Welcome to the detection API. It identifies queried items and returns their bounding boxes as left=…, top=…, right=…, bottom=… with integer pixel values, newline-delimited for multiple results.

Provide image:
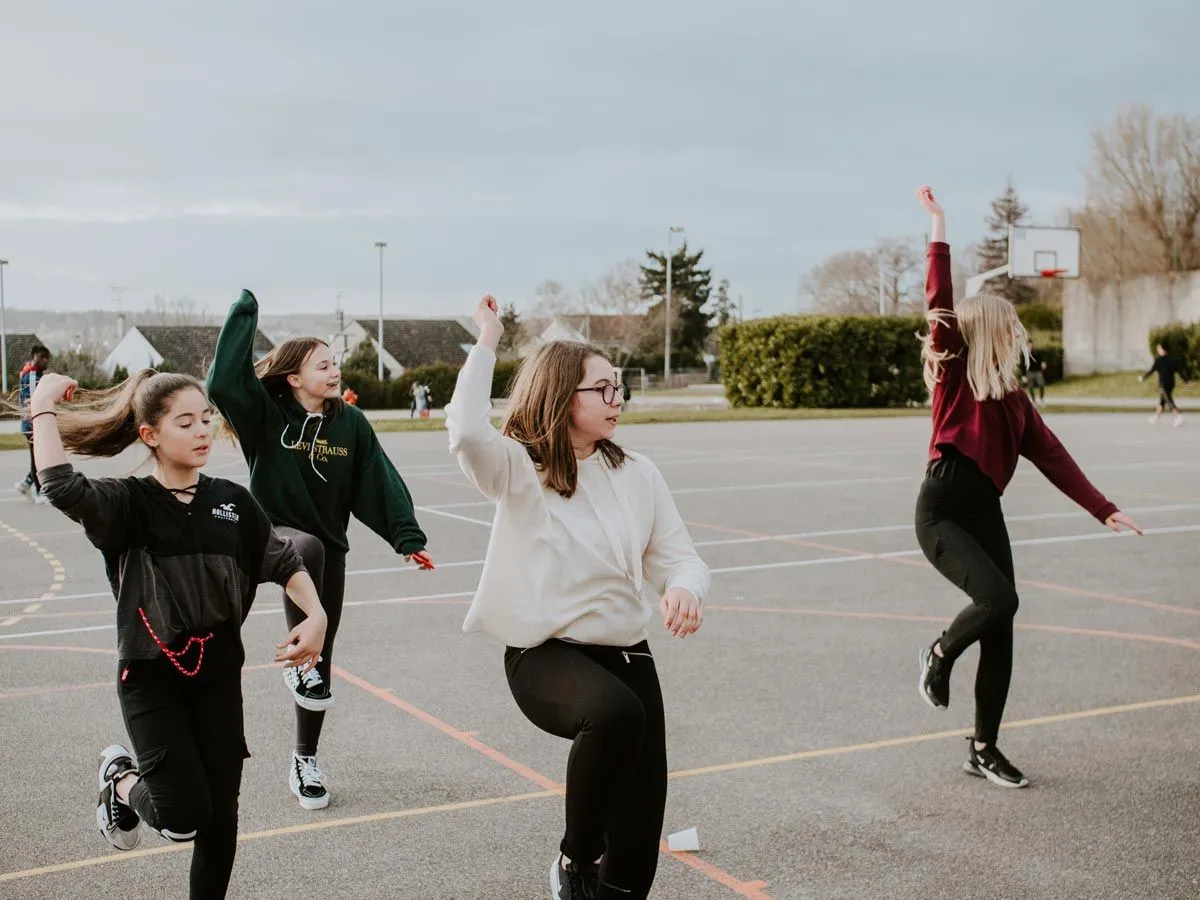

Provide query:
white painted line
left=22, top=604, right=41, bottom=613
left=346, top=559, right=485, bottom=577
left=710, top=555, right=877, bottom=575
left=0, top=590, right=110, bottom=608
left=418, top=500, right=495, bottom=511
left=416, top=506, right=494, bottom=527
left=0, top=624, right=115, bottom=641
left=0, top=616, right=21, bottom=627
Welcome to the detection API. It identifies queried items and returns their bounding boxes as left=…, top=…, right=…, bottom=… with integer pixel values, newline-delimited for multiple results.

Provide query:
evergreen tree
left=712, top=278, right=735, bottom=329
left=977, top=181, right=1037, bottom=305
left=343, top=339, right=389, bottom=379
left=639, top=242, right=713, bottom=355
left=496, top=303, right=523, bottom=359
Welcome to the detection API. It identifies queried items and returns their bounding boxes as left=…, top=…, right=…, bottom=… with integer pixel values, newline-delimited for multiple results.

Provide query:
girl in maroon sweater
left=913, top=185, right=1142, bottom=788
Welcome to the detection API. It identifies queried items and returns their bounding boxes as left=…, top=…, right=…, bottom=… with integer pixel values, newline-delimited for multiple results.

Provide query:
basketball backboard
left=1008, top=226, right=1081, bottom=278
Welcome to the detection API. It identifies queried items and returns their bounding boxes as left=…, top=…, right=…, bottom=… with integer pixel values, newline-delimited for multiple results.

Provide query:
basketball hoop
left=1039, top=268, right=1067, bottom=279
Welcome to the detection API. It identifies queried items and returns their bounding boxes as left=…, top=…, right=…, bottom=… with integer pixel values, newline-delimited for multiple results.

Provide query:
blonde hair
left=501, top=340, right=626, bottom=498
left=921, top=293, right=1030, bottom=402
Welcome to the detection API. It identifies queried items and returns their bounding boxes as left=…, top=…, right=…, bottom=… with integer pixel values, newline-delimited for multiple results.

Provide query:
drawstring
left=279, top=413, right=328, bottom=482
left=137, top=607, right=213, bottom=677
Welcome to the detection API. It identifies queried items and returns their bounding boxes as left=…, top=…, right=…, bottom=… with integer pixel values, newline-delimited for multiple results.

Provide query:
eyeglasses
left=575, top=384, right=627, bottom=405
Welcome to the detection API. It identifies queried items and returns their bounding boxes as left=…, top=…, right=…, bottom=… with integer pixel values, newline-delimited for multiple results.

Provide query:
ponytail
left=56, top=370, right=205, bottom=458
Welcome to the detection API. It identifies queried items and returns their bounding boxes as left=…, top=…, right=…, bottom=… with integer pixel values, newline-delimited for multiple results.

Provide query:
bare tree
left=1085, top=104, right=1200, bottom=276
left=578, top=260, right=650, bottom=365
left=799, top=249, right=879, bottom=314
left=876, top=237, right=922, bottom=313
left=531, top=280, right=572, bottom=318
left=150, top=294, right=208, bottom=325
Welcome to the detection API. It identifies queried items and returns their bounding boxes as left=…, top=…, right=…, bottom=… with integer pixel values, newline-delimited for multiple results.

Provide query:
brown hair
left=501, top=340, right=625, bottom=498
left=55, top=370, right=207, bottom=458
left=254, top=337, right=343, bottom=415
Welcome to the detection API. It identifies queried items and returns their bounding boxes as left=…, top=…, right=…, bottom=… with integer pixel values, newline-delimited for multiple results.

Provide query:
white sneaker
left=33, top=491, right=50, bottom=505
left=1173, top=416, right=1185, bottom=428
left=96, top=744, right=141, bottom=851
left=1149, top=415, right=1160, bottom=425
left=289, top=753, right=330, bottom=810
left=14, top=480, right=31, bottom=498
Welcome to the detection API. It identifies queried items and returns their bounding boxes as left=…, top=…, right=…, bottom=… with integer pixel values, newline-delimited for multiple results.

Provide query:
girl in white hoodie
left=446, top=296, right=710, bottom=900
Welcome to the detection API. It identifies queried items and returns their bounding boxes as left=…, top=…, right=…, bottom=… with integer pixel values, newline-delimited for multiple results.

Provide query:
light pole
left=664, top=226, right=684, bottom=382
left=374, top=242, right=386, bottom=380
left=0, top=259, right=8, bottom=394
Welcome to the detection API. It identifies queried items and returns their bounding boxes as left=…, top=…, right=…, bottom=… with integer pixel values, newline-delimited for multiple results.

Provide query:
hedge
left=1023, top=343, right=1063, bottom=384
left=1016, top=303, right=1063, bottom=333
left=1148, top=322, right=1200, bottom=376
left=342, top=363, right=460, bottom=411
left=719, top=315, right=927, bottom=408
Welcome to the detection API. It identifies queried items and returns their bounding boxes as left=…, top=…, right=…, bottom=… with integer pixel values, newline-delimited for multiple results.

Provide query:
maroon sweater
left=925, top=242, right=1118, bottom=522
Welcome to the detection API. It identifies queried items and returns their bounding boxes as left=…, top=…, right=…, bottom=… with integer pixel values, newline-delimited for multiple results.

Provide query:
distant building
left=331, top=318, right=475, bottom=378
left=102, top=325, right=274, bottom=378
left=2, top=332, right=48, bottom=387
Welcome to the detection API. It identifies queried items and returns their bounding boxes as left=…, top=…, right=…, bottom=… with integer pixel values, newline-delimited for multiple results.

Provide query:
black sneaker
left=918, top=642, right=950, bottom=709
left=964, top=740, right=1029, bottom=788
left=96, top=744, right=141, bottom=850
left=283, top=662, right=334, bottom=711
left=549, top=853, right=598, bottom=900
left=289, top=753, right=330, bottom=810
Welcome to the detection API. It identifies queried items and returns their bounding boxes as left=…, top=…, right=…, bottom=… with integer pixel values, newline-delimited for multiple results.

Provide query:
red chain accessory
left=137, top=607, right=213, bottom=677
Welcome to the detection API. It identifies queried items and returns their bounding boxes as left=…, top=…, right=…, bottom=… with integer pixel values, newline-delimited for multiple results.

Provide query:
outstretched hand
left=1105, top=511, right=1143, bottom=535
left=916, top=185, right=943, bottom=217
left=405, top=550, right=436, bottom=570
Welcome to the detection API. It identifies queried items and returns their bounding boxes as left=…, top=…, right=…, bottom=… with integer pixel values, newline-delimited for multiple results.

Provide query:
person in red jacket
left=913, top=185, right=1142, bottom=788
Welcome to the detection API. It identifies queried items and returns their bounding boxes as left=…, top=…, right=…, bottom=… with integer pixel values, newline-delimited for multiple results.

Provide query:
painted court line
left=415, top=505, right=494, bottom=527
left=668, top=692, right=1200, bottom=780
left=334, top=665, right=773, bottom=897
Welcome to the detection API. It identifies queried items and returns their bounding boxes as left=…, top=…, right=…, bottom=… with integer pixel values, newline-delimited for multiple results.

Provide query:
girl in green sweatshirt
left=207, top=290, right=433, bottom=811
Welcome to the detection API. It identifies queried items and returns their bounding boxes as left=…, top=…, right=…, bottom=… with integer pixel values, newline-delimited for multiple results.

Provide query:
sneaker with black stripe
left=289, top=752, right=330, bottom=810
left=964, top=740, right=1029, bottom=788
left=918, top=641, right=951, bottom=709
left=282, top=662, right=333, bottom=711
left=96, top=744, right=141, bottom=850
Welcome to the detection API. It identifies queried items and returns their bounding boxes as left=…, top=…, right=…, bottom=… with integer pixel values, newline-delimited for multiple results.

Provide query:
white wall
left=1064, top=272, right=1200, bottom=374
left=101, top=328, right=163, bottom=376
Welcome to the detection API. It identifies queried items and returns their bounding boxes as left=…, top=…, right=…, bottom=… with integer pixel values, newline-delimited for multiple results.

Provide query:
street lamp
left=664, top=226, right=684, bottom=382
left=374, top=242, right=386, bottom=381
left=0, top=259, right=8, bottom=394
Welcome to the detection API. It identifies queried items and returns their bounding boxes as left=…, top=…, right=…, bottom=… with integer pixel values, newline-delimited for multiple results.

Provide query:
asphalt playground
left=1, top=413, right=1198, bottom=899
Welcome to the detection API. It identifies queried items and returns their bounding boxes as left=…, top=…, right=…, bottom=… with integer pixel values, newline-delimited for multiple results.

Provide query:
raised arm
left=31, top=374, right=134, bottom=550
left=917, top=185, right=962, bottom=354
left=206, top=290, right=272, bottom=449
left=444, top=296, right=535, bottom=502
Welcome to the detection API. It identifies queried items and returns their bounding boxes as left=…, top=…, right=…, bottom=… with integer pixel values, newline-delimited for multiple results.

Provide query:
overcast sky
left=0, top=0, right=1195, bottom=319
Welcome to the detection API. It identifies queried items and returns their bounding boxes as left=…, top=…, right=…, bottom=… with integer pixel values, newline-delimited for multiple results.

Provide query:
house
left=102, top=325, right=275, bottom=378
left=331, top=318, right=475, bottom=378
left=2, top=332, right=48, bottom=388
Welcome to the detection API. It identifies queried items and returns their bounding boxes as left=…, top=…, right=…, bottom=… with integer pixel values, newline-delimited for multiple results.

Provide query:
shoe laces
left=563, top=860, right=598, bottom=899
left=294, top=755, right=326, bottom=789
left=293, top=665, right=324, bottom=690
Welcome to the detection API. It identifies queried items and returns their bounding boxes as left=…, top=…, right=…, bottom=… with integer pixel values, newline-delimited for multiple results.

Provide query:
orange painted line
left=706, top=605, right=1200, bottom=651
left=332, top=665, right=562, bottom=793
left=1017, top=578, right=1200, bottom=618
left=659, top=840, right=774, bottom=899
left=335, top=664, right=772, bottom=897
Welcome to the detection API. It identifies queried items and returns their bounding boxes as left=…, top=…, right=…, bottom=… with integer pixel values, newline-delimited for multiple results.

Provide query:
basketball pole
left=966, top=264, right=1010, bottom=299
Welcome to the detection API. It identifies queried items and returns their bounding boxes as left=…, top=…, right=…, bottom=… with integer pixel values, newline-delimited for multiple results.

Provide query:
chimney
left=117, top=313, right=126, bottom=338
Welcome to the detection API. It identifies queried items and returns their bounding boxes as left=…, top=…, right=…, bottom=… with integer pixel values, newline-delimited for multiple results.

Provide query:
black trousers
left=1158, top=386, right=1178, bottom=412
left=915, top=451, right=1018, bottom=745
left=277, top=527, right=347, bottom=756
left=117, top=635, right=247, bottom=899
left=24, top=434, right=39, bottom=491
left=505, top=639, right=667, bottom=900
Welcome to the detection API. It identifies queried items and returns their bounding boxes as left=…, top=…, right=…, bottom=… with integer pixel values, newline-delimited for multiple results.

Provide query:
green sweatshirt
left=206, top=290, right=426, bottom=557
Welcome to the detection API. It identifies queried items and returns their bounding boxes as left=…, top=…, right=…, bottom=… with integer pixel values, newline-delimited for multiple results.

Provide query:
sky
left=0, top=0, right=1195, bottom=319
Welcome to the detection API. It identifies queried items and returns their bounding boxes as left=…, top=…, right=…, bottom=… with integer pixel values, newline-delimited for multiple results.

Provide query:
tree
left=977, top=181, right=1037, bottom=305
left=343, top=339, right=389, bottom=379
left=1082, top=104, right=1200, bottom=278
left=875, top=238, right=922, bottom=314
left=799, top=249, right=879, bottom=314
left=639, top=243, right=712, bottom=356
left=532, top=280, right=572, bottom=318
left=496, top=303, right=523, bottom=359
left=712, top=278, right=736, bottom=329
left=578, top=259, right=651, bottom=366
left=53, top=348, right=108, bottom=389
left=150, top=294, right=208, bottom=325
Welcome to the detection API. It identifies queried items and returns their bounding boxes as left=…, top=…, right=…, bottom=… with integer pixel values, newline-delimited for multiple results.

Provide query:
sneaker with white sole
left=550, top=853, right=598, bottom=900
left=14, top=479, right=31, bottom=498
left=963, top=740, right=1029, bottom=788
left=289, top=753, right=330, bottom=810
left=283, top=663, right=333, bottom=711
left=96, top=744, right=141, bottom=850
left=918, top=642, right=950, bottom=709
left=33, top=491, right=49, bottom=505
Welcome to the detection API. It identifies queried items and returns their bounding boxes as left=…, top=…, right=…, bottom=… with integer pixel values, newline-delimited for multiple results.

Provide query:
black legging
left=277, top=528, right=346, bottom=756
left=118, top=635, right=246, bottom=899
left=505, top=639, right=667, bottom=900
left=915, top=450, right=1018, bottom=745
left=25, top=435, right=40, bottom=491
